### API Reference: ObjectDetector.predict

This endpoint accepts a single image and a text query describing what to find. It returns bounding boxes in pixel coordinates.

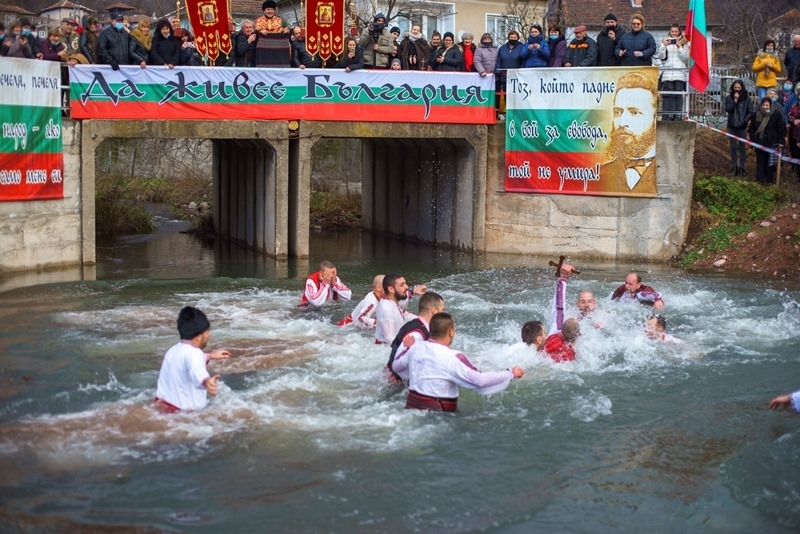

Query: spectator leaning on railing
[658,23,690,121]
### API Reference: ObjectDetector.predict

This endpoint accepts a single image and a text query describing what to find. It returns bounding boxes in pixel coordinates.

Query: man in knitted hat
[154,306,230,413]
[564,24,597,67]
[359,12,393,68]
[596,12,624,66]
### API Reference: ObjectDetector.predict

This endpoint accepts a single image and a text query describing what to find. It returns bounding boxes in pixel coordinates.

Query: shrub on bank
[678,175,786,267]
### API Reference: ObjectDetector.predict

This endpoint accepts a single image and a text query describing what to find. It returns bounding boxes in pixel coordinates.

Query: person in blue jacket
[520,24,549,67]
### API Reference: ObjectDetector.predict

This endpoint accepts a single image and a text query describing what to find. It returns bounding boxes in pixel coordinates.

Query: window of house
[486,14,520,43]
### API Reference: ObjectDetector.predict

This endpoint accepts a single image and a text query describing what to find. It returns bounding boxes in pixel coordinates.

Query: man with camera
[359,12,393,69]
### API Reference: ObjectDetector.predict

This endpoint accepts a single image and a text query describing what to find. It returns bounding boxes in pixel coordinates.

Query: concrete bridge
[1,118,696,276]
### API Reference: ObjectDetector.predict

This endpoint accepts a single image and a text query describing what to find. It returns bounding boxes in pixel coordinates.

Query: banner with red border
[504,66,659,197]
[0,58,64,202]
[69,66,495,124]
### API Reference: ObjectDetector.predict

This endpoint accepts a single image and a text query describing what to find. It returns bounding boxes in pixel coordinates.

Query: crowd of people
[725,35,800,183]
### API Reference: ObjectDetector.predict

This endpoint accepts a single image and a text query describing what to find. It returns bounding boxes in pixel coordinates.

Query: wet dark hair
[521,320,544,345]
[430,312,455,338]
[418,292,444,314]
[648,315,667,331]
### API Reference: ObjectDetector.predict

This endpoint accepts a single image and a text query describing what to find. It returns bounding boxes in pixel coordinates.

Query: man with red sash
[300,260,352,307]
[400,313,524,412]
[544,264,581,362]
[154,306,230,413]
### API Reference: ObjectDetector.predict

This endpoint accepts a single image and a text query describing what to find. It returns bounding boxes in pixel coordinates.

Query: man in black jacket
[596,13,623,66]
[98,9,130,70]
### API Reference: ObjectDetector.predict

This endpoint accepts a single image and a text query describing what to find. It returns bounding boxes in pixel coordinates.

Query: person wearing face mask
[41,28,67,62]
[6,20,32,59]
[473,32,498,78]
[753,39,783,101]
[546,26,566,67]
[748,97,786,184]
[725,79,755,177]
[98,10,131,70]
[19,18,42,59]
[779,78,795,119]
[495,30,523,117]
[520,24,550,68]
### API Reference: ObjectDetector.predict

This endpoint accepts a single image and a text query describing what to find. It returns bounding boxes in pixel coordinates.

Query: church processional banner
[504,67,659,197]
[69,66,495,124]
[185,0,232,64]
[305,0,345,61]
[0,57,64,201]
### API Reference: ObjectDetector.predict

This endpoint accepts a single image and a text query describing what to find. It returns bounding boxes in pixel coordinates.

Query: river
[0,216,799,532]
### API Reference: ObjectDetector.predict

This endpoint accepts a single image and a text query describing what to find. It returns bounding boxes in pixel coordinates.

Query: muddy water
[0,220,799,532]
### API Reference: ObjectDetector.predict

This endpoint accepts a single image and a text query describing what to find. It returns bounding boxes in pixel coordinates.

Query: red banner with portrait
[305,0,345,60]
[185,0,232,64]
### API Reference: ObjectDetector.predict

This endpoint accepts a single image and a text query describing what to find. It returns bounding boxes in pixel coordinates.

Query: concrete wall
[485,120,696,261]
[0,118,696,278]
[0,120,87,275]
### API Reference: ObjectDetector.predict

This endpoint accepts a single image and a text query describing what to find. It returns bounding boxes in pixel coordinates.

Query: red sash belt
[405,390,458,412]
[153,397,181,413]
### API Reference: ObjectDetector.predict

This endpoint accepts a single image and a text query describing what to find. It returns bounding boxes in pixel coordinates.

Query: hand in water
[205,375,221,396]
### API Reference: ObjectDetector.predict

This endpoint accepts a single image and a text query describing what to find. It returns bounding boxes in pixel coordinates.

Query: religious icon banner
[504,67,659,197]
[185,0,232,63]
[305,0,345,60]
[0,58,64,202]
[68,66,495,124]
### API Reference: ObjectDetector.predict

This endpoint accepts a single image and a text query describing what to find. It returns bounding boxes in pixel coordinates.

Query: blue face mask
[549,34,558,40]
[770,96,777,103]
[764,108,771,114]
[22,28,31,36]
[115,22,124,30]
[784,84,793,91]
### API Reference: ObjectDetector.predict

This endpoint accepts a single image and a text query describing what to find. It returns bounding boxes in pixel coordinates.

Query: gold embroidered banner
[305,0,345,60]
[185,0,232,63]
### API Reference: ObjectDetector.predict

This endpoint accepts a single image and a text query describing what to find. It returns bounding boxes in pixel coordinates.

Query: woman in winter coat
[752,39,782,101]
[725,79,755,176]
[546,26,567,67]
[520,24,549,68]
[429,32,462,72]
[748,96,786,184]
[658,24,690,120]
[336,36,364,71]
[79,16,98,63]
[494,30,523,114]
[473,33,498,78]
[129,18,152,68]
[149,18,181,67]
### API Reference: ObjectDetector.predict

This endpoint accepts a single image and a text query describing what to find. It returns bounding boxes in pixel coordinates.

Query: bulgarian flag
[685,0,709,92]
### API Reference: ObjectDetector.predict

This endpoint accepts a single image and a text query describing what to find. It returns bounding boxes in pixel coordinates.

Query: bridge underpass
[80,120,488,262]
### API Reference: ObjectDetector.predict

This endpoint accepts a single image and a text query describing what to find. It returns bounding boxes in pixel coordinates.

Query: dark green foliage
[693,176,785,224]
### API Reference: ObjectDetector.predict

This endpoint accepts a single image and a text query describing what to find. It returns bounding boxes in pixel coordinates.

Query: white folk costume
[155,341,211,412]
[375,296,416,344]
[340,290,381,328]
[301,271,352,307]
[401,339,515,412]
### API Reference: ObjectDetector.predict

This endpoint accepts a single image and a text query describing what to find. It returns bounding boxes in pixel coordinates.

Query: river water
[1,218,799,532]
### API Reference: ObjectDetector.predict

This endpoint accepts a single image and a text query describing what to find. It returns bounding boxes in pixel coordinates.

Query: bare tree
[501,0,548,35]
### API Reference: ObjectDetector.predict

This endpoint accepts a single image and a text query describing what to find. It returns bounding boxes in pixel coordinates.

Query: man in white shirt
[154,306,230,412]
[374,272,426,344]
